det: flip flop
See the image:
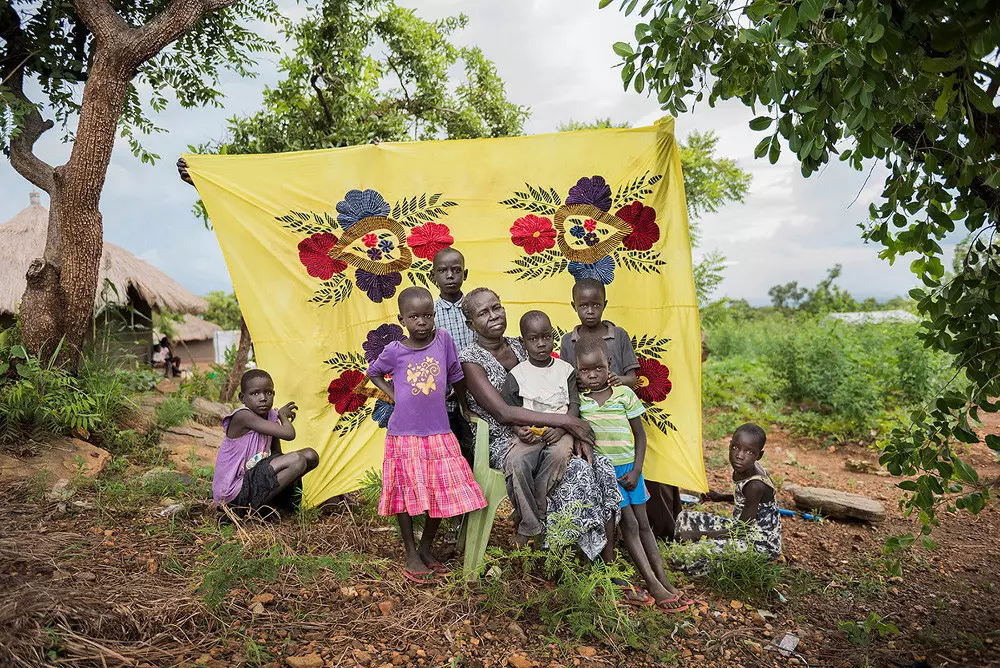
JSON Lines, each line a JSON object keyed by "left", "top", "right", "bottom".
{"left": 425, "top": 561, "right": 450, "bottom": 575}
{"left": 402, "top": 569, "right": 438, "bottom": 585}
{"left": 614, "top": 581, "right": 655, "bottom": 606}
{"left": 654, "top": 594, "right": 693, "bottom": 613}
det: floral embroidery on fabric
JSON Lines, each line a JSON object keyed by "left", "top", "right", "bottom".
{"left": 327, "top": 370, "right": 368, "bottom": 415}
{"left": 635, "top": 357, "right": 672, "bottom": 403}
{"left": 500, "top": 172, "right": 666, "bottom": 284}
{"left": 363, "top": 324, "right": 405, "bottom": 363}
{"left": 405, "top": 356, "right": 441, "bottom": 396}
{"left": 277, "top": 190, "right": 458, "bottom": 306}
{"left": 323, "top": 326, "right": 399, "bottom": 435}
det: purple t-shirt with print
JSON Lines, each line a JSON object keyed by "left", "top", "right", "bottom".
{"left": 366, "top": 328, "right": 463, "bottom": 436}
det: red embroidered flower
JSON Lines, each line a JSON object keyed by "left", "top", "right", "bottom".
{"left": 616, "top": 201, "right": 660, "bottom": 251}
{"left": 407, "top": 222, "right": 454, "bottom": 261}
{"left": 298, "top": 232, "right": 347, "bottom": 280}
{"left": 327, "top": 370, "right": 368, "bottom": 414}
{"left": 635, "top": 357, "right": 672, "bottom": 403}
{"left": 510, "top": 214, "right": 557, "bottom": 255}
{"left": 362, "top": 233, "right": 378, "bottom": 248}
{"left": 583, "top": 218, "right": 597, "bottom": 233}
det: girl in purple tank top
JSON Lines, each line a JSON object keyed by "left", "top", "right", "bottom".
{"left": 212, "top": 369, "right": 320, "bottom": 518}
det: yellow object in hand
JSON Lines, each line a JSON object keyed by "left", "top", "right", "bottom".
{"left": 529, "top": 426, "right": 547, "bottom": 437}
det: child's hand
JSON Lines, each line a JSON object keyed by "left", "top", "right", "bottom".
{"left": 618, "top": 468, "right": 640, "bottom": 491}
{"left": 608, "top": 374, "right": 623, "bottom": 387}
{"left": 702, "top": 490, "right": 726, "bottom": 502}
{"left": 278, "top": 401, "right": 297, "bottom": 422}
{"left": 517, "top": 426, "right": 541, "bottom": 444}
{"left": 541, "top": 427, "right": 566, "bottom": 446}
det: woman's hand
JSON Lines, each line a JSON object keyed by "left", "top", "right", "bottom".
{"left": 619, "top": 468, "right": 640, "bottom": 491}
{"left": 278, "top": 401, "right": 297, "bottom": 422}
{"left": 560, "top": 415, "right": 595, "bottom": 447}
{"left": 702, "top": 490, "right": 727, "bottom": 502}
{"left": 177, "top": 157, "right": 193, "bottom": 185}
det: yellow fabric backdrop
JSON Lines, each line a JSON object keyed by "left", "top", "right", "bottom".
{"left": 185, "top": 117, "right": 706, "bottom": 505}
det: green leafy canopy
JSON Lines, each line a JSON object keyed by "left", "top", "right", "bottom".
{"left": 607, "top": 0, "right": 1000, "bottom": 534}
{"left": 0, "top": 0, "right": 281, "bottom": 164}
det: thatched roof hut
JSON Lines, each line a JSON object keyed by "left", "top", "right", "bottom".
{"left": 0, "top": 193, "right": 208, "bottom": 317}
{"left": 154, "top": 314, "right": 222, "bottom": 343}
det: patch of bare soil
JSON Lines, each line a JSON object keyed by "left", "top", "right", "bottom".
{"left": 1, "top": 425, "right": 999, "bottom": 667}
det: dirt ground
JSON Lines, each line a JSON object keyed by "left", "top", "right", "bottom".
{"left": 2, "top": 420, "right": 999, "bottom": 667}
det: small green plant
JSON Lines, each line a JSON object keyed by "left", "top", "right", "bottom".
{"left": 156, "top": 396, "right": 193, "bottom": 428}
{"left": 837, "top": 611, "right": 899, "bottom": 646}
{"left": 197, "top": 541, "right": 362, "bottom": 610}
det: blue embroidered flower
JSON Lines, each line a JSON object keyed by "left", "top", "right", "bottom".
{"left": 336, "top": 189, "right": 390, "bottom": 229}
{"left": 565, "top": 176, "right": 612, "bottom": 213}
{"left": 568, "top": 255, "right": 616, "bottom": 285}
{"left": 570, "top": 225, "right": 586, "bottom": 238}
{"left": 363, "top": 323, "right": 405, "bottom": 363}
{"left": 367, "top": 248, "right": 383, "bottom": 261}
{"left": 355, "top": 269, "right": 402, "bottom": 303}
{"left": 378, "top": 238, "right": 394, "bottom": 253}
{"left": 583, "top": 232, "right": 599, "bottom": 247}
{"left": 371, "top": 399, "right": 394, "bottom": 428}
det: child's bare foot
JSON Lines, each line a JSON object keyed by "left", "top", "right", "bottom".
{"left": 405, "top": 553, "right": 431, "bottom": 575}
{"left": 417, "top": 547, "right": 449, "bottom": 574}
{"left": 513, "top": 533, "right": 531, "bottom": 548}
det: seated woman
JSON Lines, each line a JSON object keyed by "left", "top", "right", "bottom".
{"left": 458, "top": 287, "right": 621, "bottom": 560}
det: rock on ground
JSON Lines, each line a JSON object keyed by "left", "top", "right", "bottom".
{"left": 159, "top": 422, "right": 221, "bottom": 474}
{"left": 191, "top": 397, "right": 230, "bottom": 427}
{"left": 0, "top": 437, "right": 110, "bottom": 481}
{"left": 791, "top": 485, "right": 885, "bottom": 523}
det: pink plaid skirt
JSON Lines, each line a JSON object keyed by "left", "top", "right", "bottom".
{"left": 379, "top": 432, "right": 487, "bottom": 518}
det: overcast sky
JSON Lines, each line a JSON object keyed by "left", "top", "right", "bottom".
{"left": 0, "top": 0, "right": 950, "bottom": 305}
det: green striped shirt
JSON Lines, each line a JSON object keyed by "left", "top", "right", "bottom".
{"left": 579, "top": 386, "right": 645, "bottom": 466}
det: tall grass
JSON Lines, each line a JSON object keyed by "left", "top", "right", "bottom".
{"left": 703, "top": 314, "right": 956, "bottom": 441}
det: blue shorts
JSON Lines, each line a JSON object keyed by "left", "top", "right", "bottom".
{"left": 613, "top": 462, "right": 650, "bottom": 508}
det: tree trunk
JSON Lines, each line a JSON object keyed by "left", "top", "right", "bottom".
{"left": 220, "top": 316, "right": 252, "bottom": 403}
{"left": 19, "top": 50, "right": 132, "bottom": 364}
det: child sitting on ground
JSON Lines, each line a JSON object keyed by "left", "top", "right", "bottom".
{"left": 367, "top": 286, "right": 487, "bottom": 584}
{"left": 212, "top": 369, "right": 320, "bottom": 518}
{"left": 674, "top": 423, "right": 783, "bottom": 567}
{"left": 576, "top": 337, "right": 690, "bottom": 612}
{"left": 501, "top": 310, "right": 579, "bottom": 548}
{"left": 560, "top": 277, "right": 682, "bottom": 541}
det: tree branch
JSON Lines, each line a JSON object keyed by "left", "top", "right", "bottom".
{"left": 310, "top": 66, "right": 334, "bottom": 126}
{"left": 1, "top": 3, "right": 56, "bottom": 192}
{"left": 71, "top": 0, "right": 128, "bottom": 43}
{"left": 125, "top": 0, "right": 240, "bottom": 66}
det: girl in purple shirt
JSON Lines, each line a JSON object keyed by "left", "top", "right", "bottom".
{"left": 212, "top": 370, "right": 319, "bottom": 518}
{"left": 368, "top": 287, "right": 486, "bottom": 583}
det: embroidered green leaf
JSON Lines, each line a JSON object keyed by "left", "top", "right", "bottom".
{"left": 276, "top": 210, "right": 338, "bottom": 236}
{"left": 643, "top": 404, "right": 677, "bottom": 434}
{"left": 631, "top": 333, "right": 672, "bottom": 358}
{"left": 499, "top": 183, "right": 561, "bottom": 216}
{"left": 309, "top": 273, "right": 353, "bottom": 307}
{"left": 392, "top": 194, "right": 458, "bottom": 227}
{"left": 323, "top": 351, "right": 368, "bottom": 372}
{"left": 611, "top": 172, "right": 663, "bottom": 209}
{"left": 504, "top": 249, "right": 568, "bottom": 281}
{"left": 552, "top": 324, "right": 568, "bottom": 354}
{"left": 406, "top": 258, "right": 434, "bottom": 288}
{"left": 615, "top": 248, "right": 666, "bottom": 274}
{"left": 333, "top": 405, "right": 372, "bottom": 436}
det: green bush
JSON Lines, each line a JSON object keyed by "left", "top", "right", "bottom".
{"left": 0, "top": 334, "right": 138, "bottom": 445}
{"left": 156, "top": 396, "right": 193, "bottom": 428}
{"left": 702, "top": 315, "right": 956, "bottom": 442}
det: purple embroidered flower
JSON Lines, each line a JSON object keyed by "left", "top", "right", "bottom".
{"left": 566, "top": 176, "right": 612, "bottom": 212}
{"left": 367, "top": 247, "right": 383, "bottom": 261}
{"left": 355, "top": 269, "right": 402, "bottom": 303}
{"left": 583, "top": 232, "right": 599, "bottom": 247}
{"left": 371, "top": 399, "right": 394, "bottom": 428}
{"left": 378, "top": 238, "right": 394, "bottom": 253}
{"left": 336, "top": 189, "right": 390, "bottom": 229}
{"left": 363, "top": 323, "right": 405, "bottom": 363}
{"left": 570, "top": 225, "right": 586, "bottom": 238}
{"left": 568, "top": 255, "right": 616, "bottom": 285}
